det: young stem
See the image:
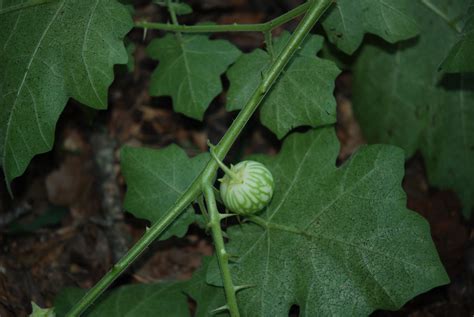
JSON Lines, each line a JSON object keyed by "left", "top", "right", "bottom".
{"left": 203, "top": 184, "right": 240, "bottom": 317}
{"left": 208, "top": 141, "right": 241, "bottom": 182}
{"left": 166, "top": 0, "right": 183, "bottom": 42}
{"left": 135, "top": 1, "right": 310, "bottom": 33}
{"left": 66, "top": 1, "right": 333, "bottom": 315}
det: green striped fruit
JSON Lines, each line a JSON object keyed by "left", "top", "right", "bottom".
{"left": 220, "top": 160, "right": 274, "bottom": 215}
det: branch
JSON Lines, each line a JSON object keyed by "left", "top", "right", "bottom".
{"left": 135, "top": 2, "right": 310, "bottom": 33}
{"left": 203, "top": 184, "right": 240, "bottom": 317}
{"left": 66, "top": 0, "right": 333, "bottom": 315}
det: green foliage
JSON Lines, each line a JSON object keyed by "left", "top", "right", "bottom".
{"left": 227, "top": 32, "right": 340, "bottom": 138}
{"left": 29, "top": 302, "right": 55, "bottom": 317}
{"left": 54, "top": 258, "right": 225, "bottom": 317}
{"left": 125, "top": 40, "right": 136, "bottom": 72}
{"left": 321, "top": 0, "right": 419, "bottom": 54}
{"left": 441, "top": 0, "right": 474, "bottom": 72}
{"left": 207, "top": 127, "right": 449, "bottom": 316}
{"left": 147, "top": 34, "right": 241, "bottom": 120}
{"left": 121, "top": 144, "right": 209, "bottom": 239}
{"left": 353, "top": 0, "right": 474, "bottom": 217}
{"left": 0, "top": 0, "right": 132, "bottom": 187}
{"left": 153, "top": 1, "right": 193, "bottom": 15}
{"left": 55, "top": 284, "right": 189, "bottom": 316}
{"left": 7, "top": 206, "right": 68, "bottom": 234}
{"left": 54, "top": 288, "right": 86, "bottom": 317}
{"left": 4, "top": 0, "right": 456, "bottom": 315}
{"left": 184, "top": 257, "right": 227, "bottom": 317}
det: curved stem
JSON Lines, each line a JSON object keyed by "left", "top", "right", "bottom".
{"left": 166, "top": 0, "right": 183, "bottom": 43}
{"left": 208, "top": 141, "right": 241, "bottom": 182}
{"left": 66, "top": 1, "right": 333, "bottom": 315}
{"left": 135, "top": 1, "right": 310, "bottom": 33}
{"left": 203, "top": 184, "right": 240, "bottom": 317}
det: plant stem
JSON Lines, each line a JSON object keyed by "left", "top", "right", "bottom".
{"left": 66, "top": 1, "right": 333, "bottom": 315}
{"left": 65, "top": 180, "right": 203, "bottom": 317}
{"left": 203, "top": 184, "right": 240, "bottom": 317}
{"left": 208, "top": 141, "right": 241, "bottom": 182}
{"left": 166, "top": 0, "right": 183, "bottom": 42}
{"left": 200, "top": 0, "right": 333, "bottom": 181}
{"left": 264, "top": 30, "right": 275, "bottom": 59}
{"left": 135, "top": 1, "right": 310, "bottom": 33}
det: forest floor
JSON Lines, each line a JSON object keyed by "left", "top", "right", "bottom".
{"left": 0, "top": 1, "right": 472, "bottom": 316}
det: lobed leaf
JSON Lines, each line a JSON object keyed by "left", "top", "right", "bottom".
{"left": 0, "top": 0, "right": 132, "bottom": 187}
{"left": 353, "top": 0, "right": 474, "bottom": 217}
{"left": 184, "top": 257, "right": 227, "bottom": 317}
{"left": 54, "top": 258, "right": 225, "bottom": 316}
{"left": 321, "top": 0, "right": 419, "bottom": 55}
{"left": 207, "top": 127, "right": 449, "bottom": 316}
{"left": 121, "top": 144, "right": 209, "bottom": 239}
{"left": 227, "top": 32, "right": 340, "bottom": 139}
{"left": 441, "top": 0, "right": 474, "bottom": 72}
{"left": 147, "top": 34, "right": 241, "bottom": 120}
{"left": 54, "top": 284, "right": 189, "bottom": 316}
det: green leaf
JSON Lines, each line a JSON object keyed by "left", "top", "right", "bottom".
{"left": 441, "top": 1, "right": 474, "bottom": 72}
{"left": 321, "top": 0, "right": 419, "bottom": 54}
{"left": 29, "top": 302, "right": 55, "bottom": 317}
{"left": 8, "top": 206, "right": 68, "bottom": 234}
{"left": 147, "top": 34, "right": 241, "bottom": 120}
{"left": 226, "top": 32, "right": 340, "bottom": 139}
{"left": 0, "top": 0, "right": 133, "bottom": 187}
{"left": 184, "top": 257, "right": 227, "bottom": 317}
{"left": 54, "top": 288, "right": 86, "bottom": 317}
{"left": 172, "top": 2, "right": 192, "bottom": 15}
{"left": 353, "top": 0, "right": 474, "bottom": 217}
{"left": 125, "top": 40, "right": 136, "bottom": 73}
{"left": 54, "top": 258, "right": 224, "bottom": 317}
{"left": 208, "top": 128, "right": 448, "bottom": 316}
{"left": 152, "top": 1, "right": 193, "bottom": 15}
{"left": 55, "top": 283, "right": 189, "bottom": 316}
{"left": 121, "top": 144, "right": 209, "bottom": 239}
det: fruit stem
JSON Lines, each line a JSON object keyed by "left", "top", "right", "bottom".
{"left": 207, "top": 141, "right": 242, "bottom": 183}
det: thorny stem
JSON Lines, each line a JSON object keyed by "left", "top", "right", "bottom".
{"left": 166, "top": 0, "right": 183, "bottom": 42}
{"left": 135, "top": 1, "right": 310, "bottom": 33}
{"left": 203, "top": 184, "right": 240, "bottom": 317}
{"left": 66, "top": 0, "right": 333, "bottom": 315}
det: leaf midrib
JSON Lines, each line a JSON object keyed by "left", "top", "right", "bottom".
{"left": 2, "top": 0, "right": 66, "bottom": 175}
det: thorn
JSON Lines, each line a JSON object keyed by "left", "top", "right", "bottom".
{"left": 225, "top": 253, "right": 240, "bottom": 263}
{"left": 145, "top": 226, "right": 151, "bottom": 232}
{"left": 210, "top": 304, "right": 229, "bottom": 315}
{"left": 234, "top": 284, "right": 255, "bottom": 293}
{"left": 142, "top": 28, "right": 148, "bottom": 42}
{"left": 218, "top": 213, "right": 236, "bottom": 221}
